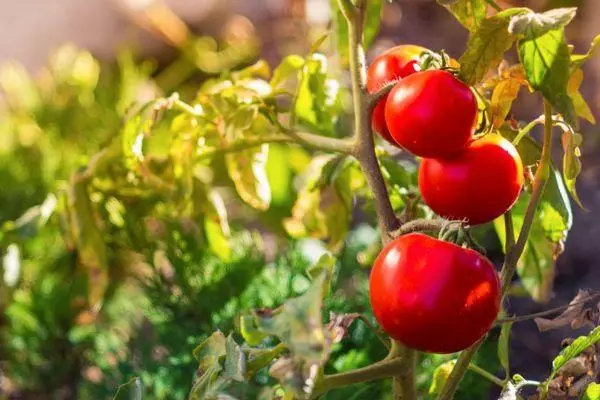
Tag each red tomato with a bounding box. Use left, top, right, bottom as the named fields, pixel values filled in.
left=385, top=69, right=477, bottom=158
left=369, top=233, right=500, bottom=354
left=419, top=134, right=524, bottom=225
left=367, top=45, right=427, bottom=145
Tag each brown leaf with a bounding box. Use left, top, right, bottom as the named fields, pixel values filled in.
left=535, top=290, right=594, bottom=332
left=326, top=312, right=359, bottom=344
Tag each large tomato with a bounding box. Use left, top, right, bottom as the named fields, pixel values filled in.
left=419, top=134, right=524, bottom=225
left=369, top=233, right=500, bottom=354
left=385, top=69, right=477, bottom=158
left=366, top=45, right=427, bottom=144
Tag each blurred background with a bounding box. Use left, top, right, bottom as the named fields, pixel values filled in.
left=0, top=0, right=598, bottom=399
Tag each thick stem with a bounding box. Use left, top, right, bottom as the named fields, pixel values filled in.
left=312, top=358, right=405, bottom=397
left=437, top=99, right=555, bottom=400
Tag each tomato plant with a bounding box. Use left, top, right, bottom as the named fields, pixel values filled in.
left=419, top=134, right=524, bottom=225
left=370, top=233, right=500, bottom=354
left=2, top=1, right=600, bottom=400
left=385, top=69, right=477, bottom=158
left=367, top=44, right=426, bottom=144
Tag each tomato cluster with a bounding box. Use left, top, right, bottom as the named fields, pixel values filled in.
left=367, top=46, right=524, bottom=353
left=367, top=45, right=524, bottom=225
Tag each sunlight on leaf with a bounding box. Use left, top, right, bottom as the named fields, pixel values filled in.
left=439, top=0, right=487, bottom=32
left=225, top=144, right=272, bottom=211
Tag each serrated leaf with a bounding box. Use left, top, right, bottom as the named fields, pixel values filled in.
left=567, top=68, right=595, bottom=124
left=561, top=131, right=585, bottom=209
left=548, top=326, right=600, bottom=383
left=225, top=144, right=271, bottom=211
left=271, top=55, right=304, bottom=89
left=517, top=24, right=575, bottom=125
left=584, top=383, right=600, bottom=400
left=440, top=0, right=487, bottom=32
left=429, top=360, right=457, bottom=395
left=113, top=377, right=143, bottom=400
left=68, top=179, right=109, bottom=306
left=459, top=8, right=529, bottom=85
left=508, top=8, right=576, bottom=36
left=498, top=322, right=513, bottom=379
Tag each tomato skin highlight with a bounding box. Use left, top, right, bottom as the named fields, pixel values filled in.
left=384, top=69, right=477, bottom=158
left=366, top=45, right=426, bottom=145
left=369, top=233, right=501, bottom=354
left=418, top=134, right=524, bottom=225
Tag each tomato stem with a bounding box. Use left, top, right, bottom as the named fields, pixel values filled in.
left=468, top=363, right=505, bottom=387
left=436, top=98, right=555, bottom=400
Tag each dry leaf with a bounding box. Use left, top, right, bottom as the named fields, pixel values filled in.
left=535, top=290, right=594, bottom=332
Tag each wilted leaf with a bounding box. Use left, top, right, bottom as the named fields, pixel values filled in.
left=268, top=357, right=311, bottom=397
left=439, top=0, right=487, bottom=32
left=535, top=290, right=595, bottom=332
left=516, top=10, right=576, bottom=125
left=246, top=344, right=286, bottom=377
left=429, top=360, right=456, bottom=395
left=459, top=8, right=529, bottom=85
left=306, top=253, right=336, bottom=300
left=567, top=68, right=595, bottom=124
left=326, top=312, right=359, bottom=344
left=239, top=313, right=268, bottom=346
left=561, top=131, right=585, bottom=209
left=113, top=377, right=143, bottom=400
left=571, top=34, right=600, bottom=67
left=196, top=185, right=232, bottom=261
left=193, top=331, right=227, bottom=366
left=498, top=322, right=513, bottom=379
left=498, top=382, right=517, bottom=400
left=489, top=65, right=528, bottom=128
left=225, top=144, right=271, bottom=211
left=68, top=179, right=109, bottom=306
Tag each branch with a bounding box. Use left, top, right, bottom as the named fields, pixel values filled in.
left=468, top=364, right=505, bottom=387
left=312, top=357, right=405, bottom=397
left=496, top=293, right=600, bottom=325
left=389, top=218, right=463, bottom=238
left=367, top=80, right=398, bottom=112
left=284, top=129, right=356, bottom=154
left=437, top=98, right=555, bottom=400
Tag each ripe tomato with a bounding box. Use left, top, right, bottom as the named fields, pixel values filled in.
left=367, top=45, right=427, bottom=145
left=419, top=134, right=524, bottom=225
left=385, top=69, right=477, bottom=158
left=369, top=233, right=500, bottom=354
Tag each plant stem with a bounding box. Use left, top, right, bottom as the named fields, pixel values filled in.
left=437, top=99, right=555, bottom=400
left=389, top=218, right=462, bottom=238
left=484, top=0, right=503, bottom=12
left=504, top=211, right=515, bottom=255
left=312, top=358, right=405, bottom=397
left=468, top=364, right=505, bottom=387
left=358, top=315, right=391, bottom=350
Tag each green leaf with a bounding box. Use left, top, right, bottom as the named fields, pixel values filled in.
left=499, top=126, right=573, bottom=229
left=271, top=55, right=304, bottom=89
left=508, top=8, right=576, bottom=37
left=583, top=383, right=600, bottom=400
left=330, top=0, right=383, bottom=64
left=222, top=335, right=246, bottom=382
left=429, top=360, right=457, bottom=395
left=459, top=8, right=529, bottom=85
left=246, top=344, right=286, bottom=377
left=193, top=331, right=227, bottom=365
left=498, top=322, right=513, bottom=379
left=571, top=34, right=600, bottom=67
left=113, top=377, right=143, bottom=400
left=567, top=68, right=595, bottom=124
left=197, top=187, right=232, bottom=261
left=516, top=14, right=575, bottom=125
left=239, top=313, right=268, bottom=346
left=548, top=326, right=600, bottom=383
left=294, top=54, right=341, bottom=135
left=306, top=253, right=336, bottom=300
left=225, top=144, right=271, bottom=211
left=68, top=179, right=109, bottom=306
left=561, top=131, right=585, bottom=209
left=254, top=268, right=333, bottom=364
left=439, top=0, right=487, bottom=32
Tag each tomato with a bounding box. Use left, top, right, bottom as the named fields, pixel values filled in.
left=385, top=69, right=477, bottom=158
left=369, top=233, right=500, bottom=354
left=367, top=45, right=427, bottom=145
left=419, top=134, right=524, bottom=225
